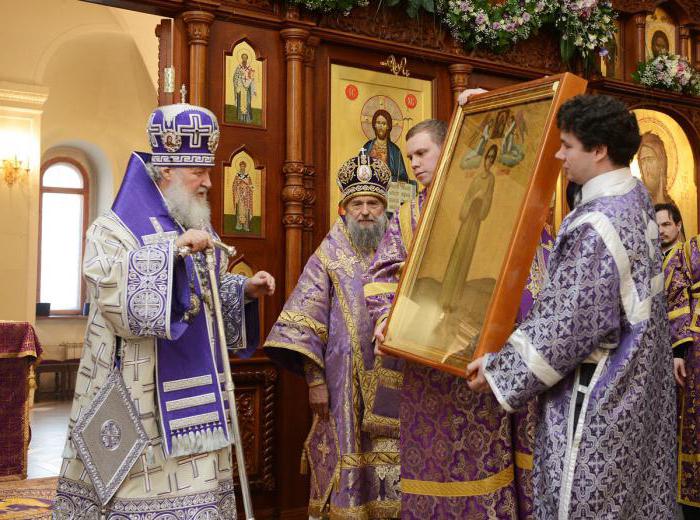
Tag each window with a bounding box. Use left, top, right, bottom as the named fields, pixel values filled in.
left=38, top=158, right=89, bottom=314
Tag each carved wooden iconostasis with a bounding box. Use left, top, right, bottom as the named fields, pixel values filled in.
left=86, top=0, right=700, bottom=517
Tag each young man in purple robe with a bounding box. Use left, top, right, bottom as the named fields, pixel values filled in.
left=656, top=203, right=699, bottom=518
left=264, top=152, right=401, bottom=519
left=365, top=114, right=552, bottom=519
left=54, top=100, right=275, bottom=518
left=468, top=95, right=677, bottom=519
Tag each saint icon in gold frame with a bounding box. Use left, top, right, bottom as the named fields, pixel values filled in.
left=380, top=73, right=588, bottom=377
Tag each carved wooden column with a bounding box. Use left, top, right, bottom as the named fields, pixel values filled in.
left=302, top=37, right=320, bottom=261
left=694, top=33, right=700, bottom=70
left=448, top=63, right=473, bottom=110
left=633, top=13, right=647, bottom=68
left=281, top=28, right=309, bottom=296
left=680, top=26, right=692, bottom=59
left=182, top=11, right=215, bottom=106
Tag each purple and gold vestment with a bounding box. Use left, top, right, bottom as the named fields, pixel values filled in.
left=364, top=190, right=550, bottom=519
left=265, top=219, right=401, bottom=519
left=484, top=169, right=676, bottom=519
left=680, top=236, right=700, bottom=507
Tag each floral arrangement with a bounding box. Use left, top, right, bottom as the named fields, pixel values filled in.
left=293, top=0, right=617, bottom=63
left=555, top=0, right=616, bottom=62
left=632, top=54, right=700, bottom=96
left=441, top=0, right=554, bottom=53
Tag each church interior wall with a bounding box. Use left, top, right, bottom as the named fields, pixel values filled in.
left=0, top=1, right=160, bottom=339
left=3, top=0, right=700, bottom=516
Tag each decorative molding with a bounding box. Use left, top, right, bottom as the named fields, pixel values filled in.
left=380, top=55, right=410, bottom=77
left=0, top=82, right=49, bottom=109
left=611, top=1, right=654, bottom=14
left=448, top=63, right=473, bottom=105
left=281, top=27, right=309, bottom=294
left=183, top=11, right=215, bottom=45
left=231, top=364, right=278, bottom=491
left=317, top=7, right=445, bottom=51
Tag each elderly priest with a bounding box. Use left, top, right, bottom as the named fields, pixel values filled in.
left=53, top=98, right=274, bottom=519
left=265, top=151, right=401, bottom=519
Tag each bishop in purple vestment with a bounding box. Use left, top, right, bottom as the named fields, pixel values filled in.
left=54, top=101, right=274, bottom=519
left=265, top=152, right=401, bottom=519
left=469, top=95, right=676, bottom=519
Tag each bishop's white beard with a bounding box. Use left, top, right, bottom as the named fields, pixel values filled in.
left=162, top=175, right=211, bottom=230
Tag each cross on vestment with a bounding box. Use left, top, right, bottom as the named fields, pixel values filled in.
left=318, top=433, right=330, bottom=465
left=177, top=452, right=209, bottom=479
left=130, top=454, right=164, bottom=493
left=122, top=343, right=150, bottom=382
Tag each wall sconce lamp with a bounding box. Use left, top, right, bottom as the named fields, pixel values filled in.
left=2, top=156, right=29, bottom=186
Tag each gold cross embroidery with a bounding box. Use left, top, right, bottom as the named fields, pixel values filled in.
left=318, top=433, right=330, bottom=465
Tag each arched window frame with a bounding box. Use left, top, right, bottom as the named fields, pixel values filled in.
left=37, top=157, right=90, bottom=315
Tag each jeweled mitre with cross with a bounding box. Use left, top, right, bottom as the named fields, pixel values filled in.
left=147, top=102, right=220, bottom=167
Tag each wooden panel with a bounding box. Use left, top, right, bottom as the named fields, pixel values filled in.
left=231, top=362, right=277, bottom=491
left=207, top=20, right=312, bottom=517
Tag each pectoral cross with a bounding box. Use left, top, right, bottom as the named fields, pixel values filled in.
left=318, top=433, right=330, bottom=465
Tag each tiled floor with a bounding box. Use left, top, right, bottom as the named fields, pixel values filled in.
left=27, top=400, right=71, bottom=479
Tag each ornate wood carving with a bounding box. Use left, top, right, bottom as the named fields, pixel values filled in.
left=633, top=13, right=646, bottom=67
left=303, top=37, right=319, bottom=261
left=612, top=0, right=655, bottom=13
left=694, top=34, right=700, bottom=70
left=231, top=364, right=278, bottom=491
left=182, top=10, right=215, bottom=106
left=448, top=63, right=473, bottom=107
left=675, top=0, right=700, bottom=25
left=281, top=28, right=309, bottom=296
left=317, top=7, right=446, bottom=51
left=473, top=29, right=563, bottom=74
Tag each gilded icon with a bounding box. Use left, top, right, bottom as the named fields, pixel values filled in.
left=645, top=7, right=676, bottom=58
left=381, top=74, right=588, bottom=376
left=224, top=41, right=264, bottom=127
left=329, top=64, right=433, bottom=223
left=223, top=151, right=264, bottom=237
left=631, top=109, right=697, bottom=237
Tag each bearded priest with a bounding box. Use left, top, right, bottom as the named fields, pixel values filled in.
left=265, top=151, right=401, bottom=519
left=53, top=98, right=274, bottom=519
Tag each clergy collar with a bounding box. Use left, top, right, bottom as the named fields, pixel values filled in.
left=579, top=167, right=636, bottom=205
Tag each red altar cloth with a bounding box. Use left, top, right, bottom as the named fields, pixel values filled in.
left=0, top=321, right=42, bottom=481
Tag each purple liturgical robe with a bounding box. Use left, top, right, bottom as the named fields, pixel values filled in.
left=264, top=218, right=401, bottom=519
left=484, top=169, right=677, bottom=519
left=364, top=189, right=551, bottom=519
left=680, top=236, right=700, bottom=507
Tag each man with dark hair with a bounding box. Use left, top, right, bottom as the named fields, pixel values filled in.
left=655, top=202, right=699, bottom=517
left=468, top=94, right=676, bottom=517
left=365, top=111, right=553, bottom=518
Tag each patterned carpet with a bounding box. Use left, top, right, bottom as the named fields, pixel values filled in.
left=0, top=477, right=55, bottom=519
